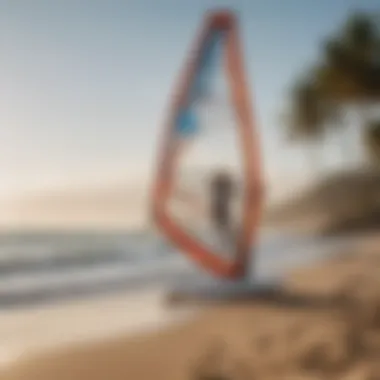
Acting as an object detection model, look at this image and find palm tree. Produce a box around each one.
[285,11,380,166]
[284,79,328,172]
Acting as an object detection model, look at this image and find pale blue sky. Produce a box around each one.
[0,0,378,198]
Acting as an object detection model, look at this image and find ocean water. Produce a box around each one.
[0,229,352,309]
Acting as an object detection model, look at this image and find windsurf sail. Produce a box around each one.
[151,10,262,280]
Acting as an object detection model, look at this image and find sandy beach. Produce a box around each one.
[1,234,379,380]
[0,286,199,367]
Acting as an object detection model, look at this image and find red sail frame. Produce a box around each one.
[151,10,262,280]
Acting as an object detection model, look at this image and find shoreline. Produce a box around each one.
[0,229,365,310]
[1,232,379,380]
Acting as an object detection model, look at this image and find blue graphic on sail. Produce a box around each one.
[175,31,224,139]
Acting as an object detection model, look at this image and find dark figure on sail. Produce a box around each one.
[209,170,236,249]
[172,168,237,250]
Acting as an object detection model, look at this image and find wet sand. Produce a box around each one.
[2,234,380,380]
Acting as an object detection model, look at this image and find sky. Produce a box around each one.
[0,0,379,201]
